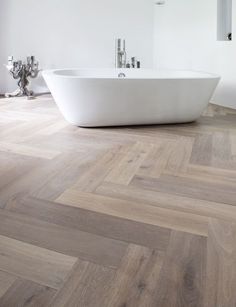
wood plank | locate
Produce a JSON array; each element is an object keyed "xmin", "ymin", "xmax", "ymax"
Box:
[
  {"xmin": 37, "ymin": 120, "xmax": 69, "ymax": 135},
  {"xmin": 0, "ymin": 271, "xmax": 16, "ymax": 299},
  {"xmin": 103, "ymin": 244, "xmax": 164, "ymax": 307},
  {"xmin": 212, "ymin": 131, "xmax": 231, "ymax": 161},
  {"xmin": 0, "ymin": 234, "xmax": 77, "ymax": 289},
  {"xmin": 165, "ymin": 136, "xmax": 193, "ymax": 175},
  {"xmin": 211, "ymin": 131, "xmax": 236, "ymax": 170},
  {"xmin": 7, "ymin": 196, "xmax": 171, "ymax": 252},
  {"xmin": 0, "ymin": 153, "xmax": 39, "ymax": 201},
  {"xmin": 137, "ymin": 139, "xmax": 173, "ymax": 177},
  {"xmin": 131, "ymin": 174, "xmax": 236, "ymax": 206},
  {"xmin": 56, "ymin": 190, "xmax": 209, "ymax": 236},
  {"xmin": 0, "ymin": 208, "xmax": 127, "ymax": 269},
  {"xmin": 28, "ymin": 130, "xmax": 130, "ymax": 153},
  {"xmin": 205, "ymin": 219, "xmax": 236, "ymax": 307},
  {"xmin": 96, "ymin": 182, "xmax": 236, "ymax": 222},
  {"xmin": 72, "ymin": 149, "xmax": 126, "ymax": 192},
  {"xmin": 190, "ymin": 134, "xmax": 213, "ymax": 166},
  {"xmin": 154, "ymin": 231, "xmax": 207, "ymax": 307},
  {"xmin": 231, "ymin": 133, "xmax": 236, "ymax": 156},
  {"xmin": 76, "ymin": 125, "xmax": 177, "ymax": 144},
  {"xmin": 0, "ymin": 279, "xmax": 56, "ymax": 307},
  {"xmin": 105, "ymin": 142, "xmax": 152, "ymax": 185},
  {"xmin": 163, "ymin": 167, "xmax": 236, "ymax": 191},
  {"xmin": 51, "ymin": 260, "xmax": 115, "ymax": 307},
  {"xmin": 0, "ymin": 151, "xmax": 99, "ymax": 206},
  {"xmin": 186, "ymin": 164, "xmax": 236, "ymax": 184},
  {"xmin": 31, "ymin": 150, "xmax": 106, "ymax": 201},
  {"xmin": 0, "ymin": 119, "xmax": 56, "ymax": 144},
  {"xmin": 0, "ymin": 142, "xmax": 60, "ymax": 160}
]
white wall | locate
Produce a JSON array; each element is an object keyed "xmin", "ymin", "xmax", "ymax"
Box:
[
  {"xmin": 0, "ymin": 0, "xmax": 154, "ymax": 94},
  {"xmin": 0, "ymin": 1, "xmax": 9, "ymax": 91},
  {"xmin": 154, "ymin": 0, "xmax": 236, "ymax": 109}
]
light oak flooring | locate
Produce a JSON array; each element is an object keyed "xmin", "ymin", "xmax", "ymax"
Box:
[{"xmin": 0, "ymin": 95, "xmax": 236, "ymax": 306}]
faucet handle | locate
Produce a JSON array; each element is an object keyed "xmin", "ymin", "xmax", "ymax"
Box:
[
  {"xmin": 130, "ymin": 57, "xmax": 141, "ymax": 69},
  {"xmin": 131, "ymin": 57, "xmax": 136, "ymax": 68},
  {"xmin": 123, "ymin": 39, "xmax": 126, "ymax": 51}
]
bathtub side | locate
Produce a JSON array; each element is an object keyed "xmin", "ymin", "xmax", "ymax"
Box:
[{"xmin": 43, "ymin": 71, "xmax": 220, "ymax": 127}]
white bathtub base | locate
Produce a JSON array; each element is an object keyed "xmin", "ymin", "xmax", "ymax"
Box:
[{"xmin": 43, "ymin": 69, "xmax": 220, "ymax": 127}]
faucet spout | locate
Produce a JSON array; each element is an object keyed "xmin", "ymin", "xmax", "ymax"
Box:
[{"xmin": 115, "ymin": 38, "xmax": 126, "ymax": 68}]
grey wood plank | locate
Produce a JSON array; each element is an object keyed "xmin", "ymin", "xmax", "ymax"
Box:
[
  {"xmin": 51, "ymin": 260, "xmax": 115, "ymax": 307},
  {"xmin": 0, "ymin": 235, "xmax": 77, "ymax": 289},
  {"xmin": 102, "ymin": 244, "xmax": 164, "ymax": 307},
  {"xmin": 205, "ymin": 219, "xmax": 236, "ymax": 307},
  {"xmin": 131, "ymin": 174, "xmax": 236, "ymax": 206},
  {"xmin": 0, "ymin": 208, "xmax": 127, "ymax": 269},
  {"xmin": 7, "ymin": 196, "xmax": 171, "ymax": 251},
  {"xmin": 0, "ymin": 271, "xmax": 17, "ymax": 299},
  {"xmin": 0, "ymin": 279, "xmax": 56, "ymax": 307},
  {"xmin": 154, "ymin": 231, "xmax": 207, "ymax": 307}
]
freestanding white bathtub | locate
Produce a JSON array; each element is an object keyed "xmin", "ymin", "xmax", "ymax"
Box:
[{"xmin": 43, "ymin": 69, "xmax": 220, "ymax": 127}]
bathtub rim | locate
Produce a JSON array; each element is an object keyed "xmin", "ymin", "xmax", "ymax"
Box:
[{"xmin": 42, "ymin": 68, "xmax": 221, "ymax": 81}]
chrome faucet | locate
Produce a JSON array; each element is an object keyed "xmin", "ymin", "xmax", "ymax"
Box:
[
  {"xmin": 115, "ymin": 38, "xmax": 141, "ymax": 69},
  {"xmin": 115, "ymin": 38, "xmax": 127, "ymax": 68}
]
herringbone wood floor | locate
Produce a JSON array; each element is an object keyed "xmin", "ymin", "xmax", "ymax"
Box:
[{"xmin": 0, "ymin": 95, "xmax": 236, "ymax": 307}]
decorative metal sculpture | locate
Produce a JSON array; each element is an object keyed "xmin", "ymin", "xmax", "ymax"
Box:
[{"xmin": 5, "ymin": 56, "xmax": 40, "ymax": 99}]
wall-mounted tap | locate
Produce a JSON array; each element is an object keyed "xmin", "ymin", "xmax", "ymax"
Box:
[{"xmin": 115, "ymin": 38, "xmax": 127, "ymax": 68}]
